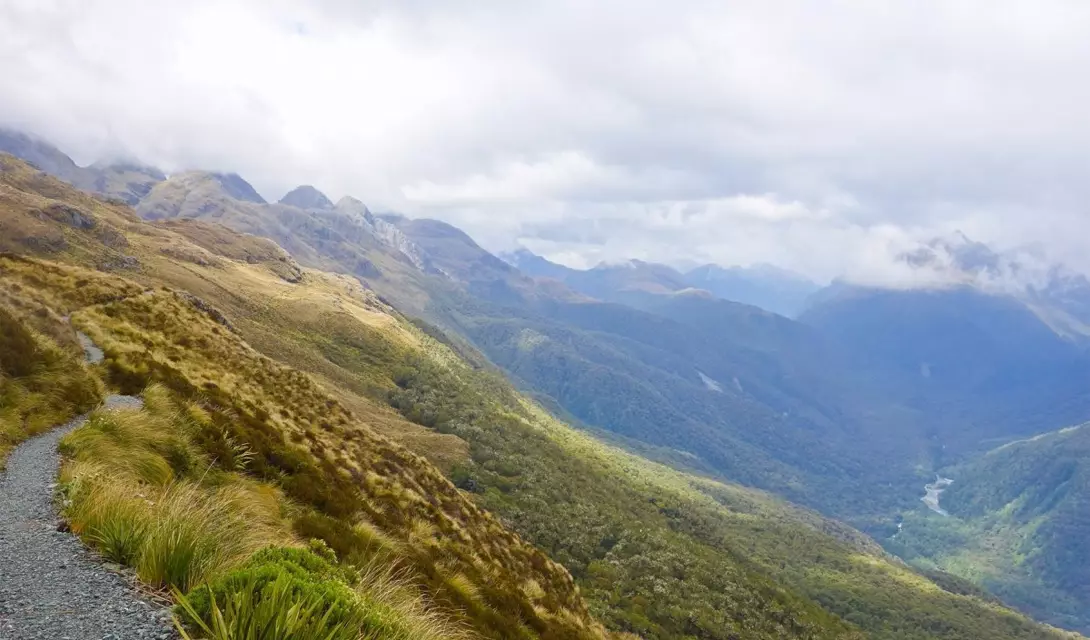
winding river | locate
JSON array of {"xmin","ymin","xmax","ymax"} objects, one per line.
[{"xmin": 921, "ymin": 475, "xmax": 953, "ymax": 516}]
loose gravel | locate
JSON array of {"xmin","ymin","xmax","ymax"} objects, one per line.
[
  {"xmin": 0, "ymin": 394, "xmax": 178, "ymax": 640},
  {"xmin": 76, "ymin": 331, "xmax": 105, "ymax": 365}
]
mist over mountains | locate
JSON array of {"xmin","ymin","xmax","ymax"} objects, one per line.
[{"xmin": 9, "ymin": 123, "xmax": 1087, "ymax": 316}]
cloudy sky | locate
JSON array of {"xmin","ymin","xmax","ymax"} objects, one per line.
[{"xmin": 3, "ymin": 0, "xmax": 1090, "ymax": 282}]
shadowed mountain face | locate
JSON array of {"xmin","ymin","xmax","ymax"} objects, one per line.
[
  {"xmin": 799, "ymin": 284, "xmax": 1090, "ymax": 455},
  {"xmin": 390, "ymin": 220, "xmax": 929, "ymax": 517}
]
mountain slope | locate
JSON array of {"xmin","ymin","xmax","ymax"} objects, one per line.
[
  {"xmin": 0, "ymin": 154, "xmax": 610, "ymax": 638},
  {"xmin": 800, "ymin": 284, "xmax": 1090, "ymax": 456},
  {"xmin": 0, "ymin": 129, "xmax": 163, "ymax": 205},
  {"xmin": 889, "ymin": 420, "xmax": 1090, "ymax": 633},
  {"xmin": 3, "ymin": 150, "xmax": 1084, "ymax": 639},
  {"xmin": 385, "ymin": 218, "xmax": 929, "ymax": 521}
]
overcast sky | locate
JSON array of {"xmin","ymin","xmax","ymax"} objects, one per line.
[{"xmin": 3, "ymin": 0, "xmax": 1090, "ymax": 283}]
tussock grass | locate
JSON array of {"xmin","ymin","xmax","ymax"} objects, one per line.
[
  {"xmin": 3, "ymin": 253, "xmax": 610, "ymax": 638},
  {"xmin": 59, "ymin": 387, "xmax": 292, "ymax": 591},
  {"xmin": 62, "ymin": 463, "xmax": 284, "ymax": 591},
  {"xmin": 57, "ymin": 384, "xmax": 473, "ymax": 640},
  {"xmin": 137, "ymin": 482, "xmax": 283, "ymax": 591},
  {"xmin": 0, "ymin": 305, "xmax": 102, "ymax": 467}
]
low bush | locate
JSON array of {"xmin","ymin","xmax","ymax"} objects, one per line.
[
  {"xmin": 176, "ymin": 543, "xmax": 361, "ymax": 638},
  {"xmin": 177, "ymin": 543, "xmax": 469, "ymax": 640}
]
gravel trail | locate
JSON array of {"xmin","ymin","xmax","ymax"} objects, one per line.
[{"xmin": 0, "ymin": 394, "xmax": 178, "ymax": 640}]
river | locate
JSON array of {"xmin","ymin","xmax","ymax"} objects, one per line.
[{"xmin": 921, "ymin": 475, "xmax": 953, "ymax": 516}]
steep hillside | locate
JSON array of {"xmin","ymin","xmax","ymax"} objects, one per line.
[
  {"xmin": 0, "ymin": 157, "xmax": 611, "ymax": 639},
  {"xmin": 381, "ymin": 218, "xmax": 928, "ymax": 521},
  {"xmin": 2, "ymin": 151, "xmax": 1083, "ymax": 639},
  {"xmin": 890, "ymin": 421, "xmax": 1090, "ymax": 633}
]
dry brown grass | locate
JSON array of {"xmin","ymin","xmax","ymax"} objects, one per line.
[
  {"xmin": 0, "ymin": 301, "xmax": 102, "ymax": 467},
  {"xmin": 0, "ymin": 257, "xmax": 605, "ymax": 638}
]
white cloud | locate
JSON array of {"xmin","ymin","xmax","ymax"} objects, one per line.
[{"xmin": 3, "ymin": 0, "xmax": 1090, "ymax": 283}]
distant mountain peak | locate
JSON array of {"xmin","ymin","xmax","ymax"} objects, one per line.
[
  {"xmin": 500, "ymin": 247, "xmax": 575, "ymax": 280},
  {"xmin": 0, "ymin": 128, "xmax": 165, "ymax": 205},
  {"xmin": 899, "ymin": 232, "xmax": 1007, "ymax": 279},
  {"xmin": 208, "ymin": 172, "xmax": 266, "ymax": 204},
  {"xmin": 593, "ymin": 258, "xmax": 654, "ymax": 271},
  {"xmin": 89, "ymin": 158, "xmax": 166, "ymax": 180},
  {"xmin": 335, "ymin": 195, "xmax": 369, "ymax": 213},
  {"xmin": 279, "ymin": 184, "xmax": 333, "ymax": 210},
  {"xmin": 684, "ymin": 263, "xmax": 819, "ymax": 317}
]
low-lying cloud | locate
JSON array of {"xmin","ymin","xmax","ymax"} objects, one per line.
[{"xmin": 4, "ymin": 0, "xmax": 1090, "ymax": 284}]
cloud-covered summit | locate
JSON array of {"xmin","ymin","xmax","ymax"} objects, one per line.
[{"xmin": 3, "ymin": 1, "xmax": 1090, "ymax": 284}]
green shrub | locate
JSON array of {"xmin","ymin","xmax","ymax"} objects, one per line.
[
  {"xmin": 177, "ymin": 544, "xmax": 469, "ymax": 640},
  {"xmin": 175, "ymin": 569, "xmax": 364, "ymax": 640},
  {"xmin": 177, "ymin": 544, "xmax": 360, "ymax": 639}
]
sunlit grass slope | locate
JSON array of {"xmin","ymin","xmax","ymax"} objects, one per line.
[
  {"xmin": 58, "ymin": 385, "xmax": 471, "ymax": 640},
  {"xmin": 35, "ymin": 272, "xmax": 608, "ymax": 639}
]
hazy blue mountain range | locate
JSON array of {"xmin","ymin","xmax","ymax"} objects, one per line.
[{"xmin": 501, "ymin": 247, "xmax": 820, "ymax": 317}]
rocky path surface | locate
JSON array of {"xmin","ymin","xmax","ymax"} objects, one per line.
[{"xmin": 0, "ymin": 393, "xmax": 177, "ymax": 639}]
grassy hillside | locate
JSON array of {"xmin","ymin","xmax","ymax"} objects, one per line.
[
  {"xmin": 0, "ymin": 254, "xmax": 609, "ymax": 640},
  {"xmin": 0, "ymin": 303, "xmax": 102, "ymax": 467}
]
